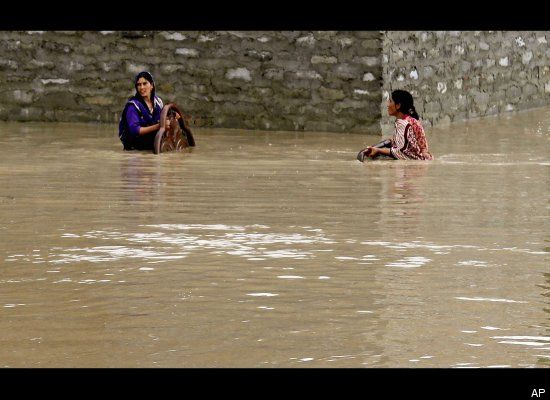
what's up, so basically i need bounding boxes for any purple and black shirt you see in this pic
[118,95,164,147]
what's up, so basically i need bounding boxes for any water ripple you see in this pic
[6,225,545,271]
[455,297,528,304]
[14,224,336,265]
[386,256,431,268]
[492,336,550,347]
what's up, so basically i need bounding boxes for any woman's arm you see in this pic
[366,146,395,158]
[138,123,161,135]
[126,106,162,136]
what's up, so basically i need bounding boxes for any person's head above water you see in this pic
[388,89,419,120]
[134,71,155,103]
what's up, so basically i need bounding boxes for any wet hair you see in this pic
[391,89,419,119]
[133,71,156,103]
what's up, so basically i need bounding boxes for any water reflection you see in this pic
[385,162,429,228]
[119,154,162,204]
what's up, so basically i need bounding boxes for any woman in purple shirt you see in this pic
[118,71,165,150]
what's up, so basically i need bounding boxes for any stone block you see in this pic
[28,59,55,70]
[38,91,80,109]
[295,70,323,80]
[361,39,380,50]
[158,83,175,94]
[296,34,316,48]
[18,107,43,120]
[250,87,274,97]
[318,86,346,101]
[362,73,376,82]
[81,43,103,55]
[0,59,18,70]
[473,91,490,108]
[479,42,490,50]
[332,99,366,115]
[175,48,199,58]
[225,67,252,81]
[424,101,442,113]
[188,67,216,79]
[159,32,187,41]
[11,90,34,104]
[244,50,273,62]
[313,31,338,40]
[505,85,522,99]
[522,83,539,96]
[311,55,338,64]
[486,104,499,116]
[281,87,311,99]
[334,37,354,49]
[522,50,533,65]
[331,64,359,80]
[354,32,380,40]
[84,96,114,106]
[357,56,380,66]
[262,68,284,81]
[422,66,435,79]
[461,61,472,74]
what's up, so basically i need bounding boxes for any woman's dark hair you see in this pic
[133,71,156,103]
[391,89,419,119]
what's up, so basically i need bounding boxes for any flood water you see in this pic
[0,107,548,368]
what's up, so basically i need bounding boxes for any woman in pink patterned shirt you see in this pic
[357,90,433,161]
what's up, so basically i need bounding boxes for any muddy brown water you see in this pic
[0,108,548,367]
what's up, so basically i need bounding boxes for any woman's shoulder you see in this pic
[404,115,427,136]
[154,96,164,108]
[125,97,142,112]
[395,117,409,129]
[126,96,142,107]
[406,115,425,128]
[405,114,422,123]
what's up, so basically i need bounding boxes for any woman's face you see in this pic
[387,97,400,116]
[136,77,153,99]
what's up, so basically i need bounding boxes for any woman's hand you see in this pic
[366,146,378,158]
[139,122,161,135]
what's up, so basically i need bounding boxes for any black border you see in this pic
[1,2,549,30]
[4,368,549,398]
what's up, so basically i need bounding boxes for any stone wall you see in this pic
[381,31,550,134]
[0,31,382,133]
[0,31,548,135]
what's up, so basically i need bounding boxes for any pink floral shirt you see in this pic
[390,115,433,160]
